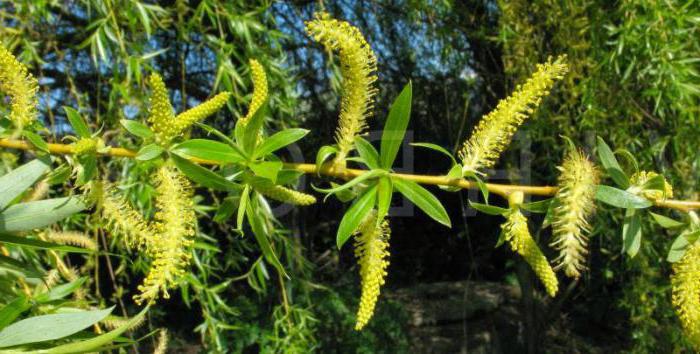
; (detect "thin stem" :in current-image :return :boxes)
[1,138,699,211]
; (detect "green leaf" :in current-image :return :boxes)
[0,234,91,254]
[213,196,238,223]
[410,142,456,165]
[595,185,652,209]
[596,137,629,188]
[171,154,240,192]
[253,129,309,158]
[23,131,48,153]
[0,158,50,210]
[380,81,412,169]
[521,199,553,213]
[76,154,97,186]
[393,178,451,227]
[236,99,268,154]
[376,177,393,224]
[237,186,250,230]
[35,278,87,303]
[668,230,700,263]
[337,185,377,249]
[315,145,338,173]
[313,169,387,201]
[354,137,380,169]
[38,307,148,354]
[650,212,686,229]
[0,307,113,348]
[246,200,287,277]
[0,197,87,233]
[120,119,153,139]
[135,143,164,161]
[63,107,90,138]
[439,164,462,192]
[172,139,245,164]
[0,255,43,278]
[249,161,283,183]
[622,209,642,258]
[468,201,509,216]
[0,297,30,330]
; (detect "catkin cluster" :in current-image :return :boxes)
[354,210,391,330]
[551,150,599,278]
[502,208,559,297]
[0,44,39,128]
[672,242,700,347]
[101,165,196,304]
[459,56,568,173]
[630,170,674,201]
[147,73,231,145]
[240,59,268,125]
[306,12,378,162]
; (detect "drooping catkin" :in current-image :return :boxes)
[459,56,568,173]
[240,59,268,125]
[153,329,169,354]
[254,184,316,205]
[0,44,39,128]
[101,185,156,251]
[551,149,599,278]
[134,165,196,304]
[305,12,378,162]
[672,242,700,348]
[502,209,559,297]
[44,231,97,250]
[354,210,390,330]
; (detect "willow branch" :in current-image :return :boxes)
[1,138,698,211]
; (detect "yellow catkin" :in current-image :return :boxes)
[255,184,316,205]
[551,150,599,278]
[672,242,700,347]
[101,186,156,251]
[147,74,177,145]
[354,211,390,330]
[630,170,674,200]
[0,44,39,128]
[502,209,559,297]
[72,138,97,155]
[153,329,169,354]
[23,179,49,202]
[305,12,378,162]
[173,92,231,134]
[134,165,196,304]
[100,314,146,331]
[240,59,268,125]
[44,231,97,250]
[459,56,568,173]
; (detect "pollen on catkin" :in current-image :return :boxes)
[254,184,316,205]
[305,12,378,162]
[354,210,390,330]
[672,241,700,347]
[0,44,39,128]
[240,59,268,125]
[101,186,156,251]
[551,149,599,278]
[502,209,559,297]
[459,56,568,173]
[147,74,177,145]
[133,165,196,305]
[630,170,674,200]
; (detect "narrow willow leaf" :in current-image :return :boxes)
[171,153,240,191]
[468,201,509,216]
[35,278,87,303]
[650,212,686,229]
[172,139,245,164]
[0,296,30,330]
[253,128,309,158]
[668,230,700,263]
[237,99,268,154]
[315,145,338,173]
[237,186,250,230]
[0,307,114,348]
[0,197,86,232]
[0,255,43,278]
[622,209,642,257]
[380,81,412,169]
[249,161,283,183]
[439,164,462,192]
[63,107,90,138]
[376,177,393,224]
[246,200,287,278]
[337,185,378,249]
[120,119,154,139]
[410,142,457,165]
[393,178,451,227]
[23,131,49,153]
[0,234,91,254]
[135,143,164,161]
[520,199,553,213]
[0,158,50,210]
[354,136,380,169]
[213,196,238,223]
[595,185,652,209]
[314,169,387,202]
[596,137,629,188]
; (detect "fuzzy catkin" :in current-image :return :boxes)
[173,92,231,134]
[672,242,700,348]
[255,184,316,205]
[44,231,97,250]
[459,56,568,173]
[502,209,558,297]
[551,150,599,278]
[630,170,674,200]
[0,44,38,128]
[354,211,390,330]
[147,74,177,145]
[306,12,378,162]
[240,59,268,125]
[101,186,155,251]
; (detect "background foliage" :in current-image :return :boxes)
[0,0,698,352]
